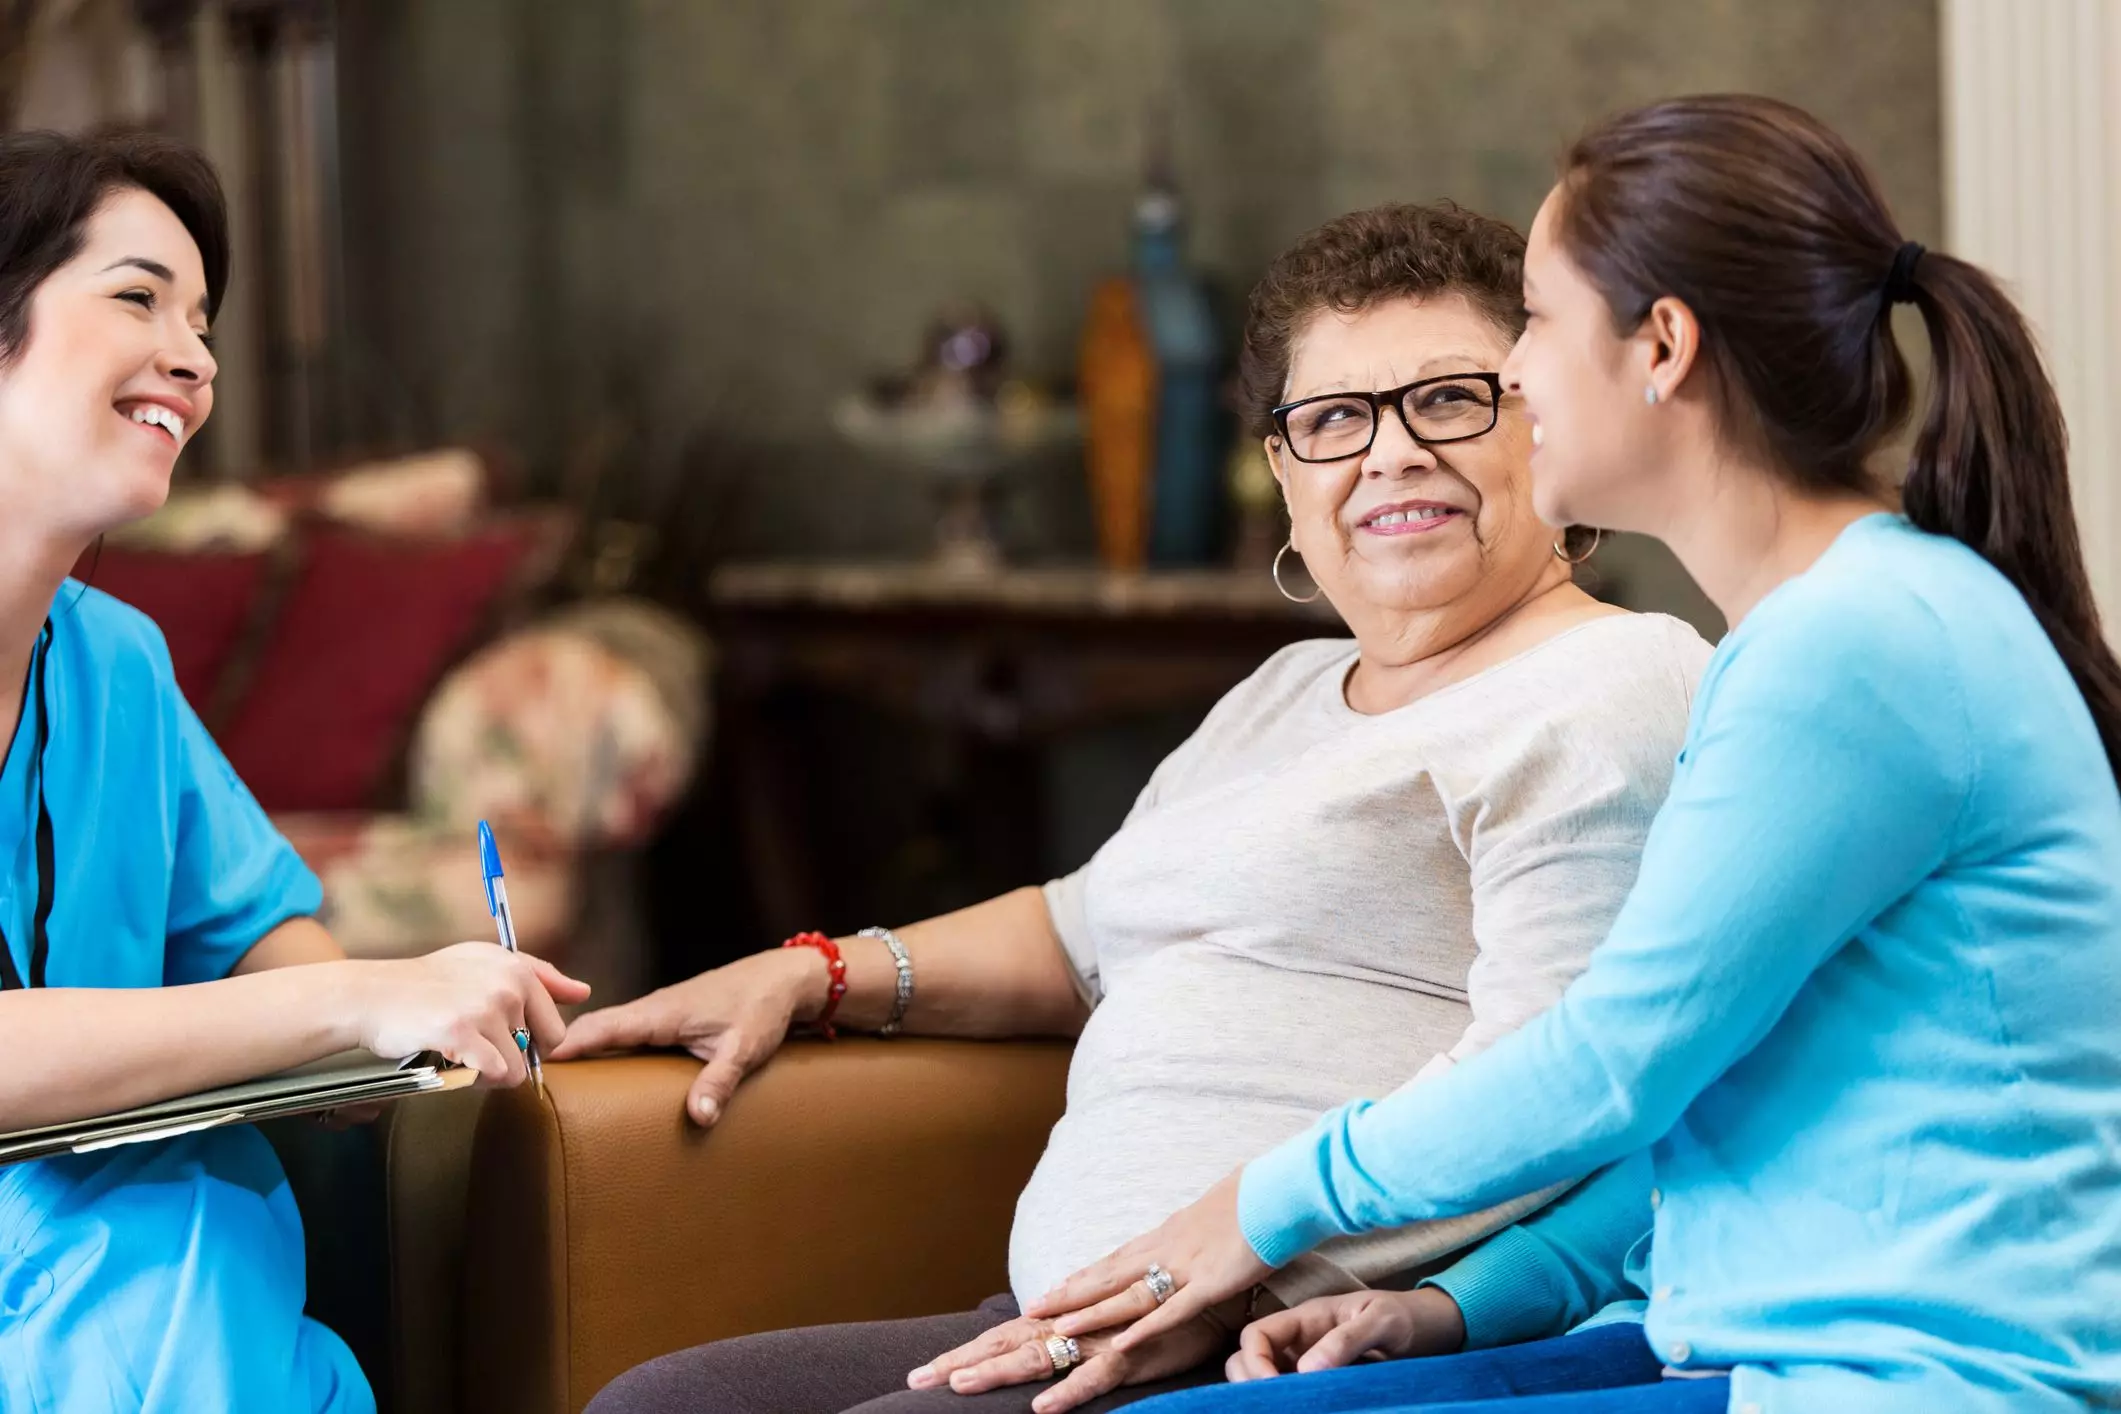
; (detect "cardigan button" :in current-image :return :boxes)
[1653,1285,1673,1302]
[1668,1341,1692,1364]
[1650,1188,1663,1209]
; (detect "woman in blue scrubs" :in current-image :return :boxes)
[0,129,590,1413]
[994,97,2121,1414]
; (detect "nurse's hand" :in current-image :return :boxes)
[547,947,823,1128]
[348,942,590,1087]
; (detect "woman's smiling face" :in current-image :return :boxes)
[1271,293,1554,651]
[1500,186,1681,538]
[0,186,218,542]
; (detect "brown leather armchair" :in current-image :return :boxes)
[382,1040,1072,1414]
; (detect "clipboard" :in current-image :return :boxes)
[0,1052,475,1167]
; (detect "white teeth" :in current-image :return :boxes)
[1370,507,1453,527]
[129,405,184,440]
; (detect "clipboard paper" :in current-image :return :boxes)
[0,1052,475,1167]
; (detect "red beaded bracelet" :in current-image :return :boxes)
[781,932,848,1039]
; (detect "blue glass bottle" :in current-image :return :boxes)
[1132,183,1223,566]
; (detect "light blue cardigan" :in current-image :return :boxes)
[1242,515,2121,1413]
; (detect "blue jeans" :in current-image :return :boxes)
[1129,1324,1729,1414]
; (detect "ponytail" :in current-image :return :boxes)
[1557,94,2121,786]
[1902,255,2121,782]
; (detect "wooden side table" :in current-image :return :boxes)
[706,562,1344,939]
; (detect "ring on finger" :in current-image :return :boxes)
[511,1028,532,1052]
[1043,1334,1081,1375]
[1144,1263,1176,1305]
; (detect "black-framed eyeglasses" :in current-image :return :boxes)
[1272,372,1505,464]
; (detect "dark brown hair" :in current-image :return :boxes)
[0,126,229,365]
[1557,94,2121,780]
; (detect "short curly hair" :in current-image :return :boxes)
[1236,201,1527,441]
[1237,202,1598,559]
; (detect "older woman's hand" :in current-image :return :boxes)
[1027,1171,1272,1354]
[1225,1287,1465,1381]
[546,948,824,1126]
[909,1309,1228,1413]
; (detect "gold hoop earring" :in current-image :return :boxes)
[1272,539,1322,604]
[1553,527,1604,565]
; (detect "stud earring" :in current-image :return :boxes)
[1644,385,1660,406]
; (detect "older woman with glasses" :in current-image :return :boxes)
[574,202,1711,1414]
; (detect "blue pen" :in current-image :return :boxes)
[478,820,542,1093]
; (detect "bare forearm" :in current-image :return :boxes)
[803,886,1089,1039]
[232,915,347,973]
[0,960,362,1131]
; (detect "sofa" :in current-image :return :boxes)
[376,1040,1074,1414]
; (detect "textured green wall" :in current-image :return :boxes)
[338,0,1940,578]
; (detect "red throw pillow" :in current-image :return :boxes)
[219,521,546,811]
[76,546,273,713]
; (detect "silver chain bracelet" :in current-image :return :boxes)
[857,926,915,1036]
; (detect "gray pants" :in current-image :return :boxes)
[585,1295,1228,1414]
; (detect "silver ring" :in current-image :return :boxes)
[1144,1263,1176,1305]
[1042,1334,1081,1375]
[512,1028,532,1052]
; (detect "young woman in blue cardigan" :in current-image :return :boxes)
[979,94,2121,1414]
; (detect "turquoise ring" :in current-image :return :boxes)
[511,1028,532,1052]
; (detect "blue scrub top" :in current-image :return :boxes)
[0,584,370,1414]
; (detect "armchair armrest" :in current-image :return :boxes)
[459,1039,1072,1414]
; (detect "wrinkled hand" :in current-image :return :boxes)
[909,1309,1225,1414]
[350,941,590,1088]
[1225,1287,1465,1381]
[546,949,820,1126]
[1028,1171,1272,1354]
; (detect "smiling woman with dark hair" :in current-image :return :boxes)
[577,203,1710,1414]
[0,128,591,1414]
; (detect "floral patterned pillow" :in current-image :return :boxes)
[409,598,710,850]
[278,599,709,966]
